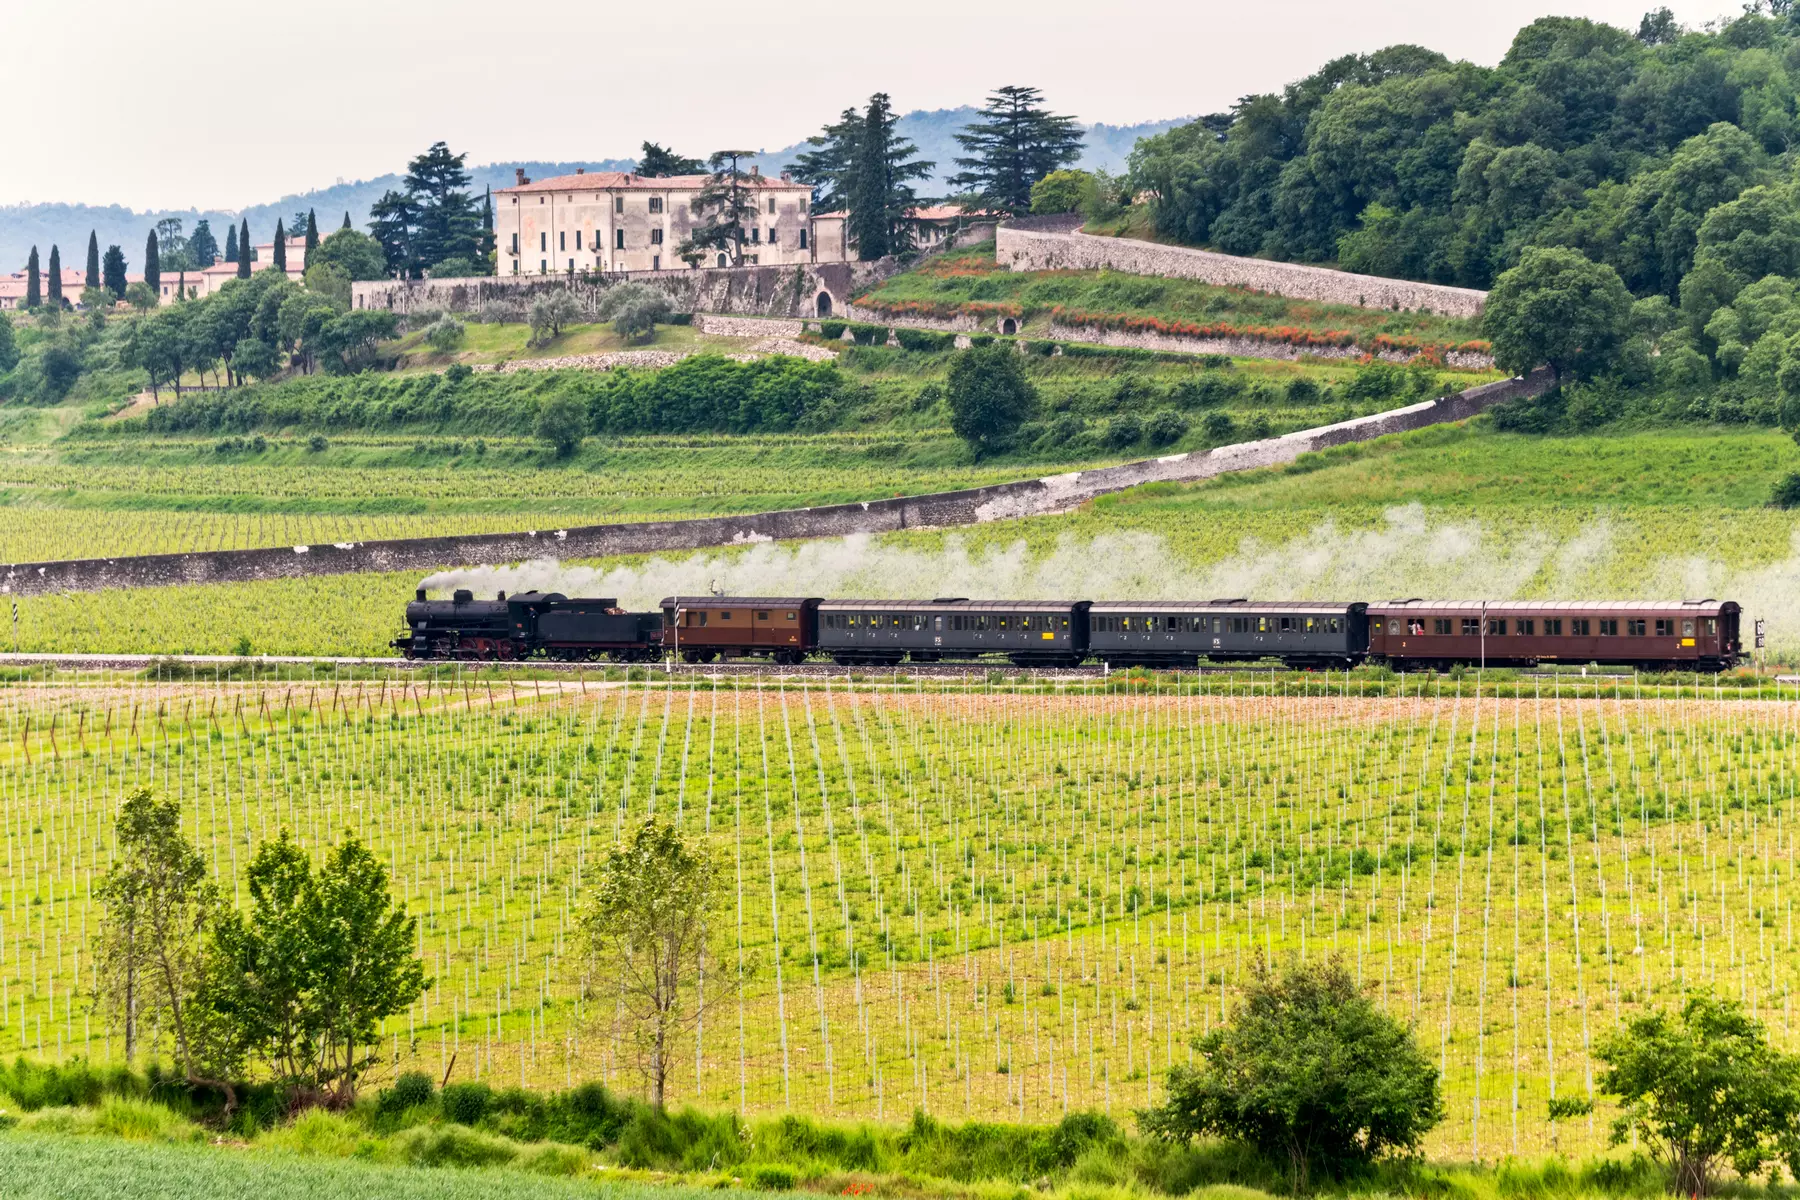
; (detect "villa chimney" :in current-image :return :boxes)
[576,167,584,174]
[780,170,792,182]
[515,168,525,185]
[749,164,760,176]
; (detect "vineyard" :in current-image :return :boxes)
[0,669,1794,1161]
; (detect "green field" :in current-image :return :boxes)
[0,671,1795,1164]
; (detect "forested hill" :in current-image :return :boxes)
[0,110,1185,273]
[1131,11,1800,302]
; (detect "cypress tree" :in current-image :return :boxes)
[237,219,251,278]
[224,223,238,265]
[272,219,287,272]
[143,232,160,294]
[341,211,352,231]
[305,208,319,253]
[24,246,40,309]
[46,245,62,306]
[102,245,127,298]
[85,231,100,289]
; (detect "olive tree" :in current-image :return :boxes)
[1140,958,1442,1191]
[1596,993,1800,1195]
[577,818,724,1107]
[596,282,673,343]
[1484,247,1633,382]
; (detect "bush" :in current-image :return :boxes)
[1146,409,1190,446]
[748,1163,799,1190]
[378,1070,436,1114]
[596,282,673,343]
[1284,377,1322,405]
[895,327,955,352]
[1772,472,1800,509]
[1201,411,1236,441]
[1343,361,1405,402]
[439,1080,493,1126]
[818,320,848,341]
[443,362,472,385]
[1104,412,1144,448]
[423,315,466,353]
[306,433,329,452]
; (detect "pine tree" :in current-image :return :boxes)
[46,245,63,307]
[786,108,862,213]
[847,93,933,260]
[102,245,128,298]
[403,141,479,272]
[237,219,251,279]
[677,150,761,267]
[144,232,161,294]
[637,142,706,176]
[188,220,218,267]
[949,85,1085,214]
[85,231,100,289]
[272,220,287,272]
[224,223,238,265]
[24,246,40,309]
[478,187,495,268]
[305,209,319,253]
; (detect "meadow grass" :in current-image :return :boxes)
[1,673,1796,1163]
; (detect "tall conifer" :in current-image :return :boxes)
[85,231,100,289]
[236,219,251,278]
[102,245,127,298]
[24,246,40,309]
[143,232,161,294]
[341,211,352,231]
[305,209,319,252]
[224,223,238,265]
[272,219,287,272]
[46,245,62,306]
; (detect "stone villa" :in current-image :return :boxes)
[494,167,848,274]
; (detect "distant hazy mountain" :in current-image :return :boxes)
[0,109,1191,272]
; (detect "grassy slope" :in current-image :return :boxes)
[854,243,1481,346]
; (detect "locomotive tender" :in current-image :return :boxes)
[396,589,1743,672]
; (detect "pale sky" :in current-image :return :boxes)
[4,0,1735,212]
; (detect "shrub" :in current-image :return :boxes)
[818,320,848,340]
[1146,409,1190,446]
[1284,377,1322,405]
[748,1163,799,1190]
[306,433,329,452]
[596,282,673,343]
[378,1070,436,1114]
[439,1080,494,1126]
[895,327,955,352]
[443,362,472,385]
[393,1124,521,1169]
[1201,411,1236,441]
[1343,361,1405,402]
[1772,472,1800,509]
[1104,413,1143,449]
[423,315,466,353]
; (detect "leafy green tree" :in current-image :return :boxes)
[1485,247,1633,380]
[188,219,219,267]
[304,209,319,254]
[313,309,398,374]
[123,281,157,314]
[422,314,465,352]
[577,818,723,1107]
[1595,993,1800,1195]
[847,93,933,260]
[528,291,581,345]
[425,256,478,279]
[310,229,389,282]
[153,217,187,268]
[786,108,862,212]
[535,392,588,457]
[93,789,239,1098]
[102,245,127,298]
[24,246,40,309]
[1030,169,1090,214]
[302,263,352,310]
[597,281,673,342]
[946,341,1038,456]
[949,85,1085,214]
[272,219,287,272]
[404,141,481,272]
[84,231,100,288]
[0,316,15,373]
[46,245,62,307]
[231,337,280,381]
[144,231,161,293]
[1140,958,1443,1192]
[678,150,761,266]
[224,222,238,265]
[637,142,705,176]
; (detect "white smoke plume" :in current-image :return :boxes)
[421,506,1800,656]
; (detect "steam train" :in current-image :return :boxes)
[395,589,1744,672]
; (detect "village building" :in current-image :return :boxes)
[137,241,308,305]
[0,268,88,310]
[493,167,845,274]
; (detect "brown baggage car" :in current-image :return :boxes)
[1367,599,1741,671]
[659,596,820,664]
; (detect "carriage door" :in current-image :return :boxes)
[754,608,776,647]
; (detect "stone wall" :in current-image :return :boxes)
[351,260,895,320]
[692,314,803,338]
[2,368,1553,598]
[997,215,1488,318]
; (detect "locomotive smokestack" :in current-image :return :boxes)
[497,590,507,601]
[416,588,426,601]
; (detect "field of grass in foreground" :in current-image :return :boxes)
[2,675,1797,1162]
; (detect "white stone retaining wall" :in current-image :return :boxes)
[694,314,803,338]
[1043,321,1494,369]
[997,217,1488,318]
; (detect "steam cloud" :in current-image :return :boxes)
[421,504,1800,656]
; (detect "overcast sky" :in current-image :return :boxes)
[5,0,1735,212]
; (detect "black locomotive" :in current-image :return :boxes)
[397,589,1743,672]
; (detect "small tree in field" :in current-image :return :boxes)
[536,393,587,457]
[1596,993,1800,1195]
[947,341,1037,457]
[596,281,673,342]
[578,818,723,1107]
[1140,958,1442,1191]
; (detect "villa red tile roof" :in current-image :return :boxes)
[500,171,810,195]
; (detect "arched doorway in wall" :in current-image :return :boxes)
[816,291,833,317]
[1000,317,1017,335]
[717,253,729,268]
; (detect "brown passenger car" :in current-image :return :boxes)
[658,596,821,664]
[1366,599,1741,671]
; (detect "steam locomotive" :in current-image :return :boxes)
[396,589,1744,672]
